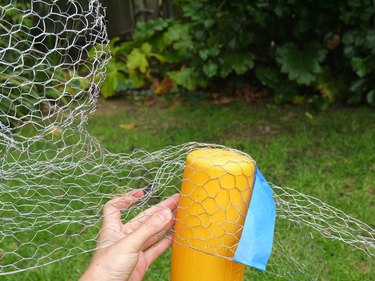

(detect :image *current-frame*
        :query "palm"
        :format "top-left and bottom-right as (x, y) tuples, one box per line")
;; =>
(128, 251), (149, 281)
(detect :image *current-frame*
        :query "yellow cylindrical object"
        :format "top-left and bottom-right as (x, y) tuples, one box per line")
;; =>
(170, 149), (255, 281)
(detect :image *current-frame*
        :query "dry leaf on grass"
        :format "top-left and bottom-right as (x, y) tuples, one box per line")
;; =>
(119, 123), (136, 130)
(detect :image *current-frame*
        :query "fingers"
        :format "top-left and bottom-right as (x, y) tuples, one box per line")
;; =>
(141, 207), (177, 250)
(127, 234), (174, 281)
(121, 193), (179, 251)
(123, 193), (180, 234)
(140, 220), (173, 251)
(144, 233), (173, 265)
(118, 207), (173, 254)
(102, 190), (144, 227)
(99, 192), (179, 253)
(99, 190), (144, 244)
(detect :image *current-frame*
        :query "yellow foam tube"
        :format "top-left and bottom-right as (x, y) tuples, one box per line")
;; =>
(170, 149), (255, 281)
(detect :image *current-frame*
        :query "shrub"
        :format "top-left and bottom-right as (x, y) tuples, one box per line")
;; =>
(0, 2), (67, 127)
(103, 0), (375, 108)
(1, 2), (98, 128)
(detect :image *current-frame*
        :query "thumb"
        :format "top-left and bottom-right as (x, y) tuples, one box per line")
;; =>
(119, 208), (173, 253)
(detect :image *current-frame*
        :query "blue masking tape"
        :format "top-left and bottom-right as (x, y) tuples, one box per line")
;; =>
(233, 167), (276, 271)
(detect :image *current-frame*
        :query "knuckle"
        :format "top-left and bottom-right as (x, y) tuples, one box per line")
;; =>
(144, 214), (162, 229)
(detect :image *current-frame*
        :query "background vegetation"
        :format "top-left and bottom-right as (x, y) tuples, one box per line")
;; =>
(102, 0), (375, 109)
(0, 1), (95, 128)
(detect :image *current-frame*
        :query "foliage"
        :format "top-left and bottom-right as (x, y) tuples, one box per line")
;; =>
(0, 2), (87, 128)
(100, 36), (167, 98)
(276, 42), (327, 85)
(102, 0), (375, 108)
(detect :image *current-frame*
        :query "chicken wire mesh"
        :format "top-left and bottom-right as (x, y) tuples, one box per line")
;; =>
(0, 0), (374, 279)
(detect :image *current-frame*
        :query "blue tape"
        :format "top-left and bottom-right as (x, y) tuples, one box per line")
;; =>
(233, 167), (276, 271)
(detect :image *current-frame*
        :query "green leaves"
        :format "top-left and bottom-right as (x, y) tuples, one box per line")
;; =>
(199, 47), (220, 61)
(127, 48), (148, 74)
(221, 53), (254, 77)
(229, 53), (255, 75)
(203, 62), (218, 78)
(133, 18), (170, 41)
(164, 23), (193, 55)
(351, 57), (369, 78)
(255, 66), (282, 88)
(169, 68), (197, 90)
(96, 0), (375, 108)
(367, 90), (375, 106)
(126, 43), (163, 74)
(276, 42), (327, 85)
(100, 39), (168, 99)
(101, 60), (129, 99)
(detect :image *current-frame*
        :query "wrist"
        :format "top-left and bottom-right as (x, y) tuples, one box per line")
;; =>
(80, 266), (105, 281)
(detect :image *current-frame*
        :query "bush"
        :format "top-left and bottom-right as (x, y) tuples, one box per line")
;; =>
(103, 0), (375, 108)
(0, 2), (67, 127)
(1, 2), (97, 128)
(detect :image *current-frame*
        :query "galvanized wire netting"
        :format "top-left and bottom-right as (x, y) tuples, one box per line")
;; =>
(0, 0), (374, 279)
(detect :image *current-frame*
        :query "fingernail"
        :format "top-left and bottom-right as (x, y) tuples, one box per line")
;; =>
(131, 189), (144, 197)
(157, 208), (172, 222)
(125, 195), (138, 201)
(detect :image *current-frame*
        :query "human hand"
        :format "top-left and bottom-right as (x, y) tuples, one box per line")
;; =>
(80, 190), (179, 281)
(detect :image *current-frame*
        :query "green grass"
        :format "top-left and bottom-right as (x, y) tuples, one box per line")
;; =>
(3, 99), (374, 280)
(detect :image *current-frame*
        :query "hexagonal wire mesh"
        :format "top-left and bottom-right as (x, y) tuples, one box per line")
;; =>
(0, 0), (374, 279)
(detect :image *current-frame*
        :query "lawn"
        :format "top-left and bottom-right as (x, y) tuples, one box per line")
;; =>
(2, 99), (374, 280)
